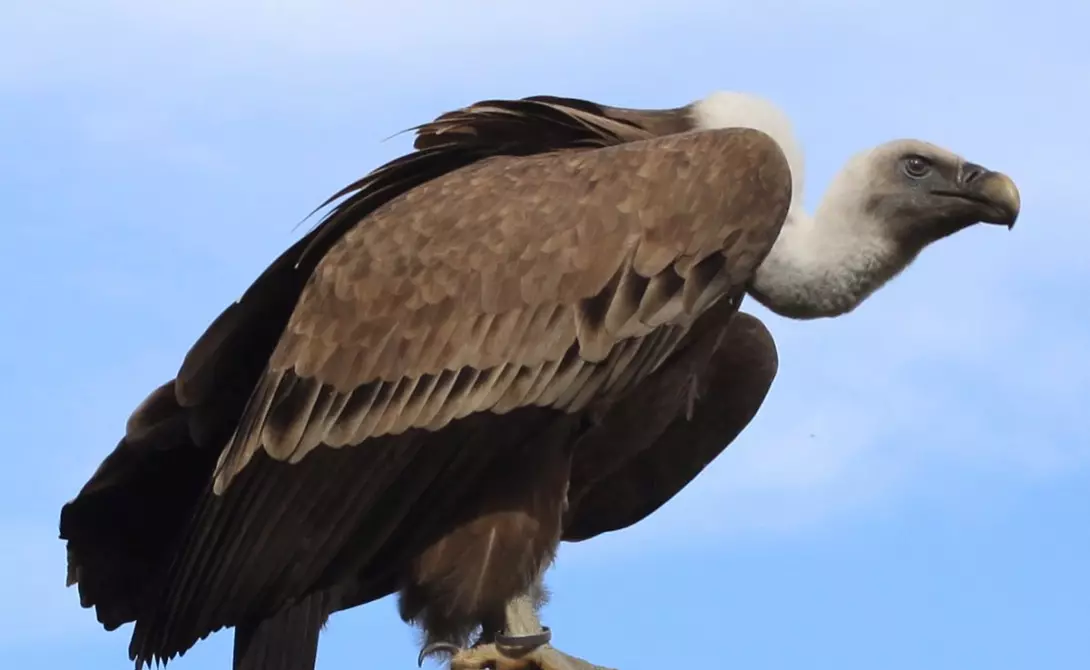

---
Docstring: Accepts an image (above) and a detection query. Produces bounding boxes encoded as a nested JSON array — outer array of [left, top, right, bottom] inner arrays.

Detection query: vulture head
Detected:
[[690, 92, 1021, 320]]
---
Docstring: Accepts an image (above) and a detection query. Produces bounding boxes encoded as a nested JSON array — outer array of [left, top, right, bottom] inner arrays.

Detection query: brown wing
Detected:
[[212, 127, 792, 493], [65, 96, 693, 668], [59, 187, 370, 632], [257, 309, 779, 627], [127, 127, 791, 667], [563, 307, 779, 541], [410, 96, 653, 152], [62, 97, 656, 632]]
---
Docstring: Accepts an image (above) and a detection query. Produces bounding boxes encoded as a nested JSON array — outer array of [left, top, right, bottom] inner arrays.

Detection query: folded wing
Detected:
[[127, 123, 791, 667], [214, 128, 792, 491]]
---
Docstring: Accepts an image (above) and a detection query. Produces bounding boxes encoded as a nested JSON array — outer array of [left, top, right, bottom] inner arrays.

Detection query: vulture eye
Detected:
[[902, 155, 933, 179]]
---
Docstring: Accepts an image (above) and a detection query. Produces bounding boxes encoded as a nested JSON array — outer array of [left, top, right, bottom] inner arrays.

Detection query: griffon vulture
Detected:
[[59, 91, 1020, 670]]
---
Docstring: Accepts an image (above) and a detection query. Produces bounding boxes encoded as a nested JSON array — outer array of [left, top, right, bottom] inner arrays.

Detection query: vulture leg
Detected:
[[424, 306, 774, 670], [407, 413, 581, 670], [439, 308, 775, 670], [421, 307, 774, 669], [416, 581, 554, 669], [438, 589, 614, 670]]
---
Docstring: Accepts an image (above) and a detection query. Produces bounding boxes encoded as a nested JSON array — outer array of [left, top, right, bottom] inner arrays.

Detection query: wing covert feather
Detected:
[[213, 127, 791, 493]]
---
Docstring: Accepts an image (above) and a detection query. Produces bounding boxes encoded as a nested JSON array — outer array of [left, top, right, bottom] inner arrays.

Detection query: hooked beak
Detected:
[[946, 163, 1021, 229]]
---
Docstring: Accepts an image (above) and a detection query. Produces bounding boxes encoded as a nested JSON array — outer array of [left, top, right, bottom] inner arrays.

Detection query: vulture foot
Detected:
[[450, 643, 582, 670], [418, 628, 563, 670]]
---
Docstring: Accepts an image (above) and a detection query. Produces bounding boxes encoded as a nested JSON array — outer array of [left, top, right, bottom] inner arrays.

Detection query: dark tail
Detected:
[[233, 592, 331, 670], [59, 380, 220, 630], [61, 378, 334, 668]]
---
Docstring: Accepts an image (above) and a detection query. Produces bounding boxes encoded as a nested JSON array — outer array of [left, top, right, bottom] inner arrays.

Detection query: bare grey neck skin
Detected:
[[742, 141, 1021, 320], [687, 92, 970, 321], [747, 156, 921, 320], [690, 94, 911, 320], [688, 91, 1020, 321]]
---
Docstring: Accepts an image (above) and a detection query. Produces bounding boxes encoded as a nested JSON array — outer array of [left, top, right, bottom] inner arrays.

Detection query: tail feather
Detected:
[[59, 381, 219, 630], [232, 592, 331, 670]]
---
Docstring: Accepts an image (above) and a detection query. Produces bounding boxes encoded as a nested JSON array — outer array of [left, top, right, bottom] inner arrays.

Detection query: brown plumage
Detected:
[[211, 125, 787, 489], [60, 94, 794, 670], [60, 89, 1020, 670]]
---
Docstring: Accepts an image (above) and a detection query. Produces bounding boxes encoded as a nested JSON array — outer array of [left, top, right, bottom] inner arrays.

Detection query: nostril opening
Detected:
[[962, 163, 986, 184]]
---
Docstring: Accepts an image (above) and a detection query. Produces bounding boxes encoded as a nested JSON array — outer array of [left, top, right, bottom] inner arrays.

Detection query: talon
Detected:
[[494, 626, 551, 655], [418, 641, 463, 666]]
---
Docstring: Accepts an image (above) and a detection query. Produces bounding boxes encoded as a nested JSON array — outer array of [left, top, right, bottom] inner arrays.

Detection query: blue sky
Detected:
[[2, 1, 1088, 668]]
